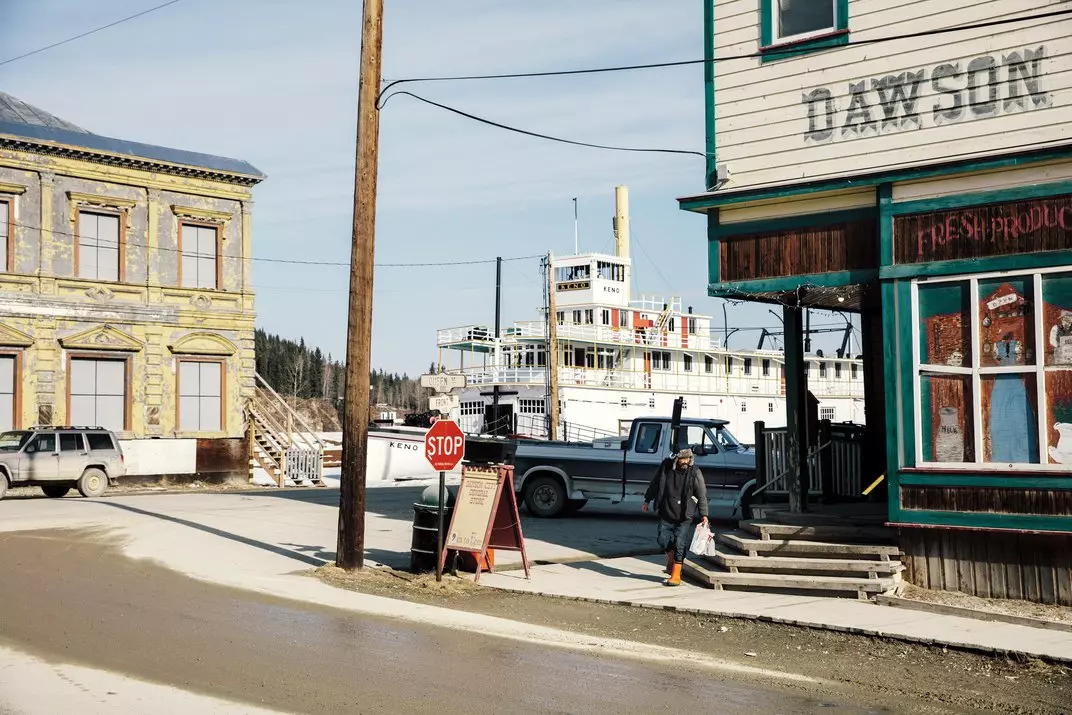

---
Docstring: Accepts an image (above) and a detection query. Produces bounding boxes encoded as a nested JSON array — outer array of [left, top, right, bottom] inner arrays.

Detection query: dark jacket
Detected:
[[644, 459, 708, 523]]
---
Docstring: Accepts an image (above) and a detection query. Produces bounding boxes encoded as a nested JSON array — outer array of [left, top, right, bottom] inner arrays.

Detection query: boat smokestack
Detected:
[[613, 185, 630, 259]]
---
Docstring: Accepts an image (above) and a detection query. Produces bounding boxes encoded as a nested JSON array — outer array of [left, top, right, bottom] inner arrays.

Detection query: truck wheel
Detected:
[[77, 469, 107, 498], [564, 499, 587, 514], [739, 487, 755, 521], [525, 475, 566, 518], [42, 484, 70, 498], [0, 473, 7, 501]]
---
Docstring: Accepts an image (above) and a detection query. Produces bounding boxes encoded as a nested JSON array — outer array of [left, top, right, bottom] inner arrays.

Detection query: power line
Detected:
[[379, 91, 706, 158], [9, 219, 540, 268], [0, 1, 183, 68], [380, 8, 1072, 93]]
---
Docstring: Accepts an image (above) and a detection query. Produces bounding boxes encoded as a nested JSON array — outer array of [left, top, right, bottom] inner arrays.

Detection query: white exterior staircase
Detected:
[[246, 374, 325, 487]]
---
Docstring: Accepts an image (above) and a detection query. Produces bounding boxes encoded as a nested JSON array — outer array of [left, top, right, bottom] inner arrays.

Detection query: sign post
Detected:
[[424, 418, 466, 582]]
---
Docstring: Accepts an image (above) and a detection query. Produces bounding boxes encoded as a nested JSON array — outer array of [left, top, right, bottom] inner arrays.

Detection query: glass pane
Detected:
[[199, 362, 221, 396], [982, 373, 1039, 464], [69, 360, 95, 395], [181, 254, 198, 287], [918, 281, 971, 367], [69, 395, 95, 425], [179, 396, 200, 431], [200, 397, 221, 432], [0, 395, 12, 432], [79, 213, 97, 241], [777, 0, 835, 39], [98, 247, 119, 281], [60, 433, 82, 451], [198, 257, 216, 288], [0, 356, 13, 391], [96, 361, 125, 395], [979, 277, 1035, 367], [920, 373, 975, 463], [96, 395, 125, 432], [1045, 371, 1072, 464], [98, 214, 120, 244], [0, 202, 8, 237], [33, 434, 55, 453], [198, 227, 216, 256], [179, 362, 200, 396], [79, 244, 98, 278], [1043, 273, 1072, 367]]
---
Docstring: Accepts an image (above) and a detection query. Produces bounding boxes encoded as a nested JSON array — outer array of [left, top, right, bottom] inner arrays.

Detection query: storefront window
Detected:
[[914, 268, 1071, 469]]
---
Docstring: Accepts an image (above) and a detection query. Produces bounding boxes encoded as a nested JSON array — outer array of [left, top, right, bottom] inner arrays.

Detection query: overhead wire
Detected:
[[379, 8, 1072, 94], [0, 1, 183, 68]]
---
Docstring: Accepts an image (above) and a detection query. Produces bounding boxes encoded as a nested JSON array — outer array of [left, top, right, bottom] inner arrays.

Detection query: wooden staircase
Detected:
[[684, 511, 904, 600], [246, 374, 325, 487]]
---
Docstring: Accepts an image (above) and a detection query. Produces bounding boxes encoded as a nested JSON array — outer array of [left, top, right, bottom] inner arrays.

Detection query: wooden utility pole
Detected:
[[546, 252, 561, 441], [337, 0, 384, 570]]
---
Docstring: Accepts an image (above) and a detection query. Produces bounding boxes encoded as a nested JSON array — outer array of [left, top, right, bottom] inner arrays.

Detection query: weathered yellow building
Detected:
[[0, 92, 262, 479]]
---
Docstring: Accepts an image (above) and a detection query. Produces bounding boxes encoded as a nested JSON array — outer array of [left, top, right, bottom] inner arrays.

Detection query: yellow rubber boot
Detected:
[[665, 562, 682, 587]]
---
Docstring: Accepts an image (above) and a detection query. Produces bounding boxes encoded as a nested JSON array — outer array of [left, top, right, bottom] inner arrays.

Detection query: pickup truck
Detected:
[[512, 416, 757, 519]]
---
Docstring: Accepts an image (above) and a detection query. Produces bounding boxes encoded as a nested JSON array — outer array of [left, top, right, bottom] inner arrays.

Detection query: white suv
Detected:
[[0, 426, 126, 500]]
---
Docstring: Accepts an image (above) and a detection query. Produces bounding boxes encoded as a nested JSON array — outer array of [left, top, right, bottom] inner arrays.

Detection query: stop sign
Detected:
[[424, 419, 465, 471]]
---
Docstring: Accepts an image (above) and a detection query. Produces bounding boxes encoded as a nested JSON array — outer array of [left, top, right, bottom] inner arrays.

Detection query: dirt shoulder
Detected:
[[899, 583, 1072, 625], [316, 565, 1071, 715]]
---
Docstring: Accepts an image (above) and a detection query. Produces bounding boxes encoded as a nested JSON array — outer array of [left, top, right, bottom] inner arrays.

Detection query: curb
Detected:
[[478, 579, 1072, 665], [876, 595, 1072, 634]]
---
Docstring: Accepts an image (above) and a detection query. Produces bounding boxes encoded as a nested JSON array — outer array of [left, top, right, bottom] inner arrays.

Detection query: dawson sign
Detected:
[[893, 193, 1072, 264], [803, 47, 1048, 144]]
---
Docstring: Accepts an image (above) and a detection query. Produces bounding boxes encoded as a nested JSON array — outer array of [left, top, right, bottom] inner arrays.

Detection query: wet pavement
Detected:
[[0, 529, 890, 715]]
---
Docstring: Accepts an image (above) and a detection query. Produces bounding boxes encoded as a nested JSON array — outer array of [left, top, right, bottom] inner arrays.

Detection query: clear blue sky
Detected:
[[1, 0, 857, 375]]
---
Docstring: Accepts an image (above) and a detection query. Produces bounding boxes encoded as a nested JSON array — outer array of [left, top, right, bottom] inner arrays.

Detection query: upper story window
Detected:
[[181, 223, 220, 290], [572, 310, 582, 324], [555, 264, 590, 282], [684, 354, 693, 372], [0, 199, 10, 272], [584, 309, 594, 325], [819, 362, 828, 377], [597, 261, 625, 281], [619, 311, 628, 328], [743, 358, 753, 376], [762, 0, 848, 61], [601, 309, 611, 325], [761, 359, 771, 377], [556, 311, 565, 324], [704, 355, 714, 374], [835, 363, 843, 379], [852, 363, 859, 380], [77, 211, 121, 282]]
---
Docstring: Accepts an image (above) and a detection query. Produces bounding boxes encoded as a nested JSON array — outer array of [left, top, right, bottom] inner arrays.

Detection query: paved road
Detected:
[[0, 529, 887, 715]]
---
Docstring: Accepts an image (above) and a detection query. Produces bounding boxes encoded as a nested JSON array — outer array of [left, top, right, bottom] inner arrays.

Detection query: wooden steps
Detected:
[[683, 559, 899, 600], [680, 514, 904, 600], [740, 520, 896, 544]]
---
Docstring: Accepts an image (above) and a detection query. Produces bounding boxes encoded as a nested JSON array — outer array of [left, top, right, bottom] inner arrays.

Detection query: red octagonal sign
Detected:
[[424, 419, 465, 472]]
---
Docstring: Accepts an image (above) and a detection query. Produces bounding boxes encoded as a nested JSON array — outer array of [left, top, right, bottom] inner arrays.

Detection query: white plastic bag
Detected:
[[689, 523, 716, 556]]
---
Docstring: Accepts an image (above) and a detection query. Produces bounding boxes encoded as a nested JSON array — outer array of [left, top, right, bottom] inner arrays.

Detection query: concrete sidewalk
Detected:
[[480, 555, 1072, 664]]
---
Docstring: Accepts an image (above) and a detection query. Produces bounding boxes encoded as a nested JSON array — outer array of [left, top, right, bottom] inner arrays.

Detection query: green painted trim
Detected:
[[877, 184, 893, 267], [881, 250, 1072, 280], [891, 180, 1072, 216], [759, 0, 848, 63], [899, 473, 1072, 490], [703, 0, 716, 188], [707, 211, 720, 286], [760, 32, 848, 63], [897, 281, 916, 469], [890, 509, 1072, 532], [714, 207, 875, 238], [678, 145, 1072, 213], [708, 269, 878, 297]]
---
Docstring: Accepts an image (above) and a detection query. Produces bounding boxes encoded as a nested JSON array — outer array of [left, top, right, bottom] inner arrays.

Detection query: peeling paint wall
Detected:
[[0, 146, 258, 458]]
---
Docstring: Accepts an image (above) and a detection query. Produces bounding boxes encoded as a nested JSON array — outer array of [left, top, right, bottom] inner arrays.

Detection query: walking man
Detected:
[[642, 448, 708, 586]]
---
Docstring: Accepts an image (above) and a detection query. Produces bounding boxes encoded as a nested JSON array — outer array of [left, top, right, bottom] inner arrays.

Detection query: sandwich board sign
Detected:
[[440, 464, 529, 582]]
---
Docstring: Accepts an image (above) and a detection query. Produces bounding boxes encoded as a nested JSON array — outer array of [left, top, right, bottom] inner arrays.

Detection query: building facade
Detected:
[[683, 2, 1071, 603], [0, 93, 262, 479]]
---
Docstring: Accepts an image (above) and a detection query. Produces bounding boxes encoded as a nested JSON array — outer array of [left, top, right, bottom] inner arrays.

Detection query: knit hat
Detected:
[[675, 448, 694, 462]]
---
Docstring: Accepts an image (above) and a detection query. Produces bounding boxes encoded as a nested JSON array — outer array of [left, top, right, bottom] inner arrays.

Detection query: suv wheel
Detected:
[[77, 468, 108, 498], [0, 473, 7, 501], [42, 484, 70, 499]]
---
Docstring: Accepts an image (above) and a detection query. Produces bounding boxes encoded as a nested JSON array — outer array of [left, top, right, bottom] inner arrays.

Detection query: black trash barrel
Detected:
[[410, 485, 456, 573]]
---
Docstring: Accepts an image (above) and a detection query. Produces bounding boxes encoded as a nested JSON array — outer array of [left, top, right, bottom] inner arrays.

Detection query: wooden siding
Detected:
[[902, 485, 1072, 516], [719, 188, 876, 224], [893, 193, 1072, 263], [901, 527, 1072, 605], [893, 158, 1072, 203], [720, 219, 876, 282], [712, 1, 1072, 192]]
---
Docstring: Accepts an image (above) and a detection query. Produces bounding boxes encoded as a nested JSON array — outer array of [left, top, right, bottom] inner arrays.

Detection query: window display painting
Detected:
[[1043, 273, 1072, 366], [1046, 372, 1072, 464], [918, 282, 970, 367], [920, 374, 974, 463], [978, 278, 1034, 368], [981, 374, 1039, 464]]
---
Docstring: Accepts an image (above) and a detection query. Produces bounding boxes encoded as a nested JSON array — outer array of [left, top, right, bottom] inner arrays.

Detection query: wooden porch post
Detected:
[[860, 305, 888, 498], [783, 301, 807, 513]]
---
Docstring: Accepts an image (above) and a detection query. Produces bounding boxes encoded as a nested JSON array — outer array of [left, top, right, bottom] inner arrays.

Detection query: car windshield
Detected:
[[714, 426, 741, 451], [0, 431, 31, 452]]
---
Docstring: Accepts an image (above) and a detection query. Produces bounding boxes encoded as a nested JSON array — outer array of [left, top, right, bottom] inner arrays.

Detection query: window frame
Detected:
[[75, 209, 126, 283], [743, 357, 753, 376], [176, 358, 226, 435], [179, 220, 223, 291], [0, 351, 21, 431], [760, 0, 849, 63], [65, 353, 131, 432], [761, 358, 771, 377], [683, 354, 693, 373], [0, 197, 13, 272], [910, 265, 1072, 472], [704, 354, 714, 374]]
